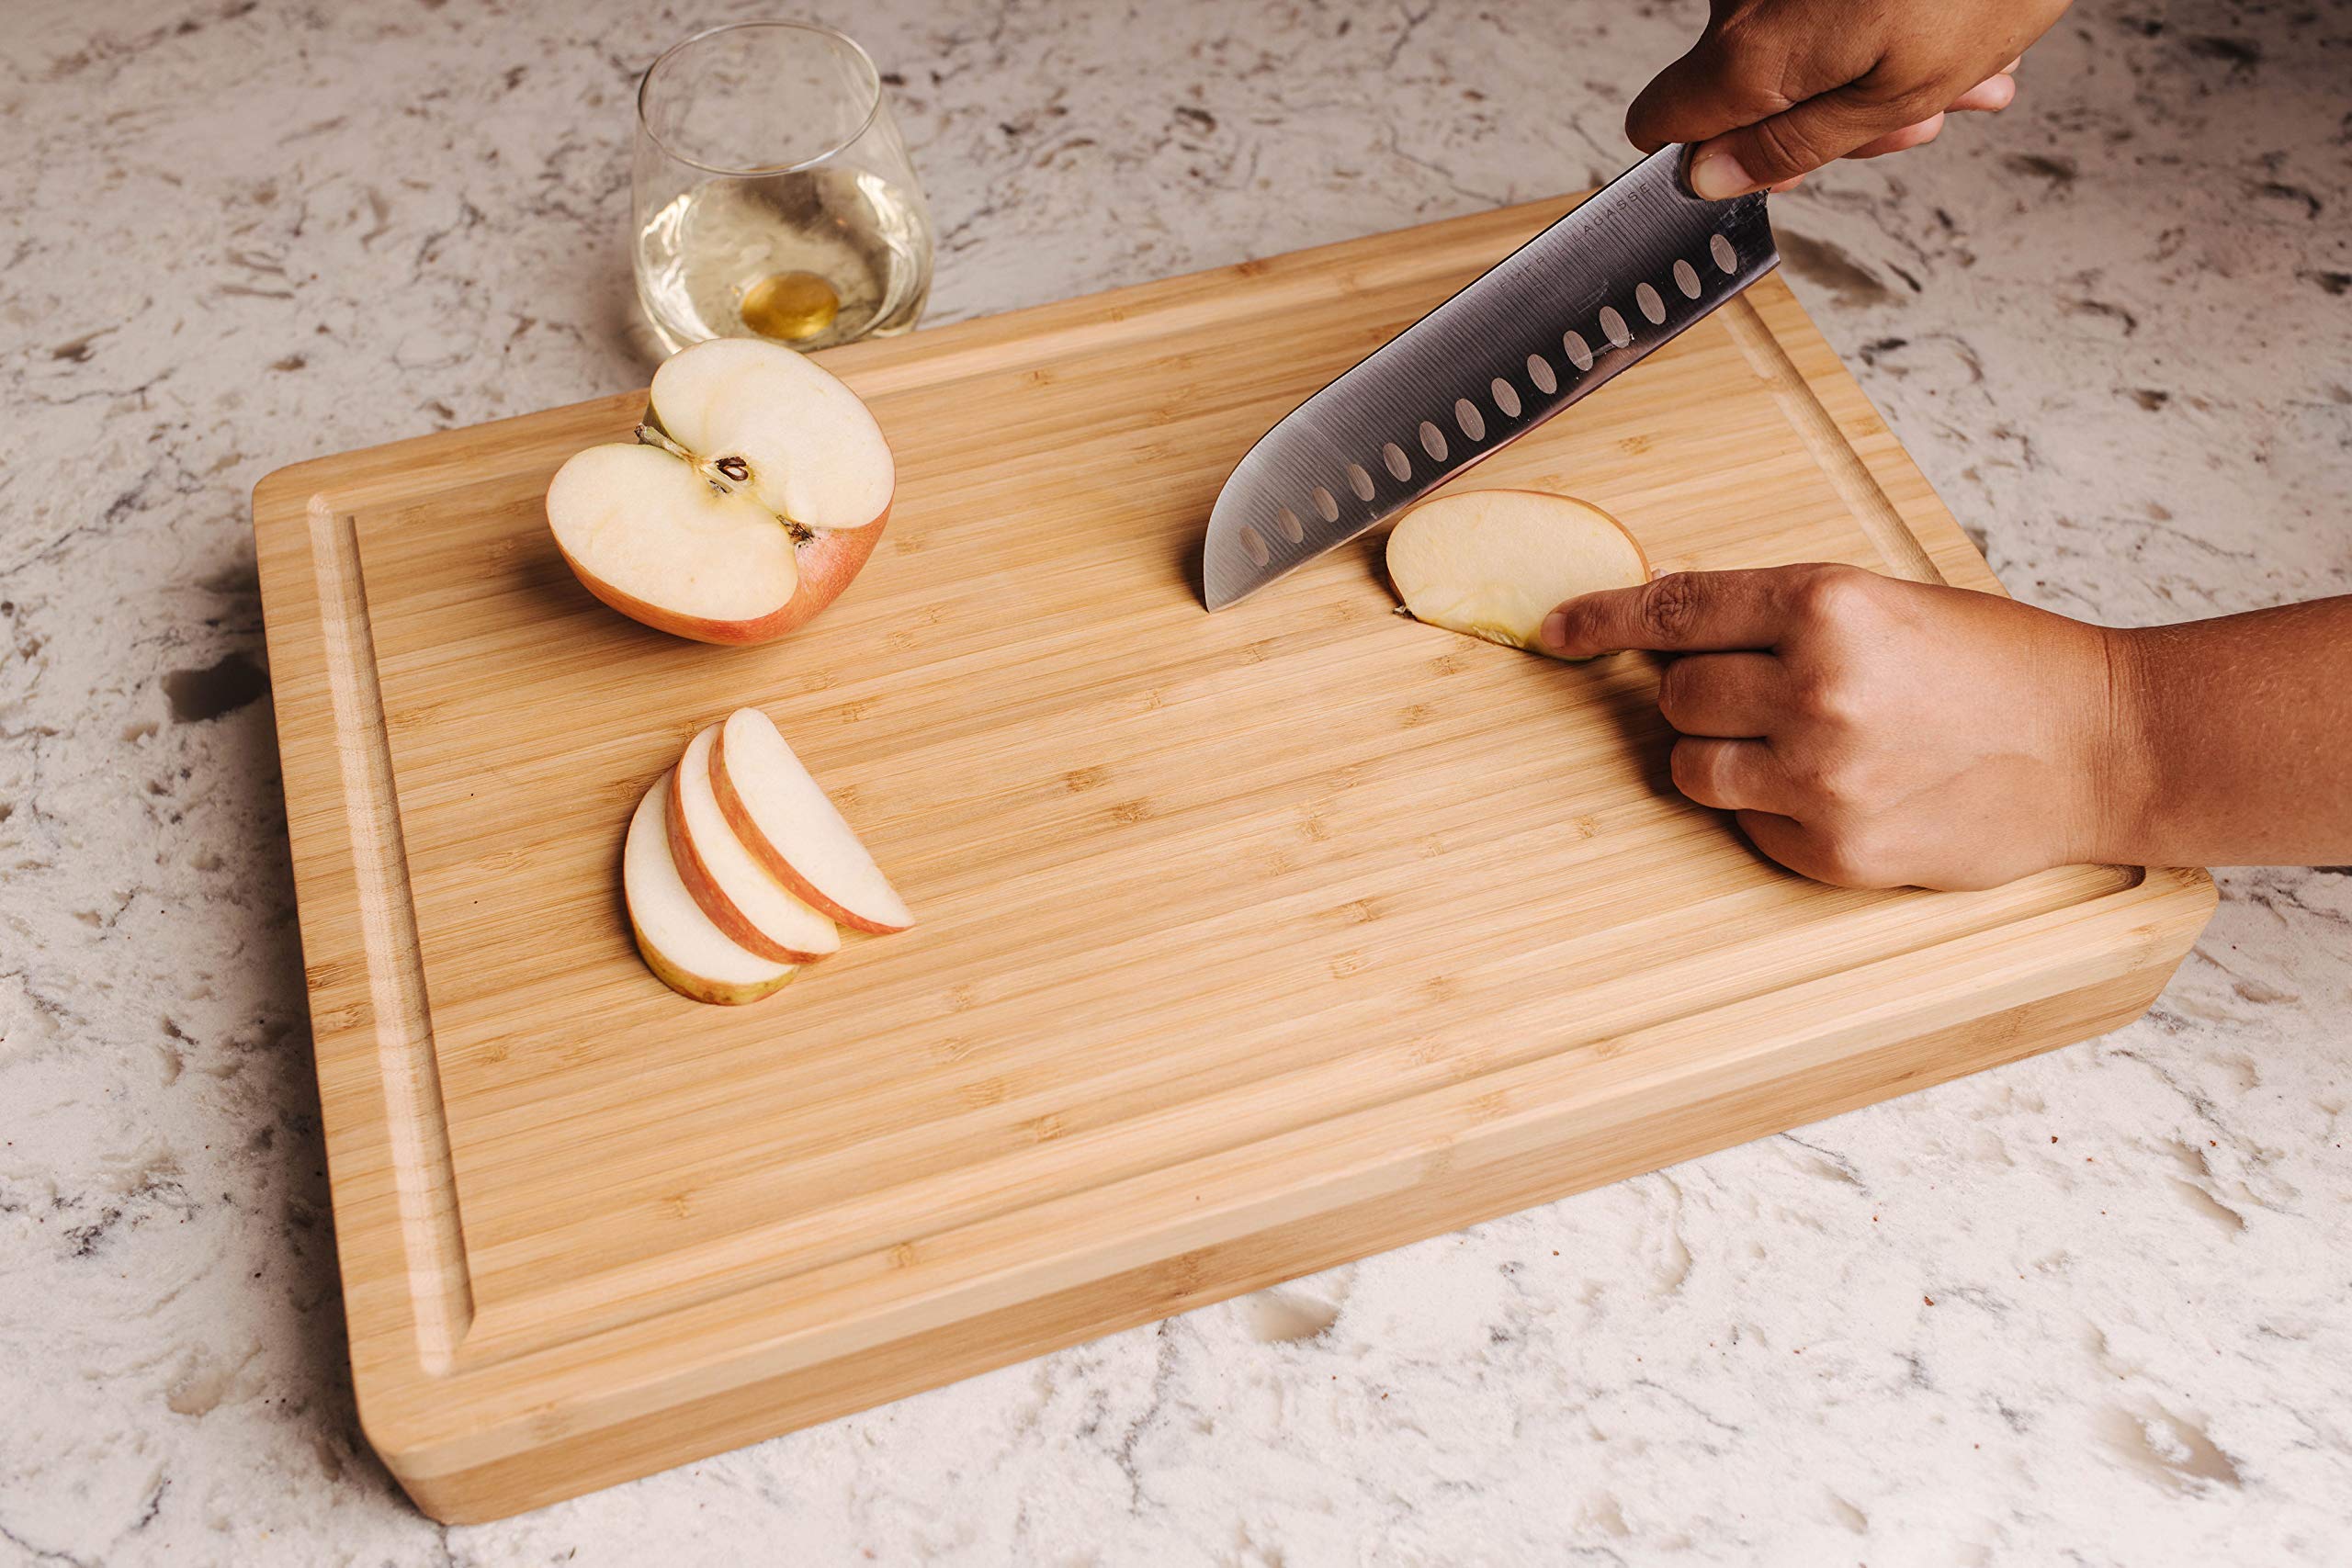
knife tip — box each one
[1199,551,1259,613]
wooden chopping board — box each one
[254,195,2214,1522]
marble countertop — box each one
[4,0,2347,1562]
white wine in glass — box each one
[633,23,933,354]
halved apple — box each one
[546,337,894,645]
[710,707,914,935]
[625,773,797,1005]
[667,724,842,964]
[1385,489,1650,659]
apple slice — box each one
[625,773,797,1005]
[546,337,894,645]
[710,707,914,935]
[668,724,841,964]
[1385,489,1651,659]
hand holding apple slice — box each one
[710,706,914,934]
[1385,490,1650,659]
[625,773,797,1006]
[547,338,895,645]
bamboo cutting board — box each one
[254,196,2214,1522]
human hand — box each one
[1628,0,2070,198]
[1541,564,2130,889]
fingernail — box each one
[1688,147,1756,201]
[1540,610,1568,650]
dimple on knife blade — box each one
[1200,143,1779,612]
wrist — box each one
[2083,624,2164,865]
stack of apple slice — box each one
[623,707,912,1005]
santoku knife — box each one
[1202,143,1779,610]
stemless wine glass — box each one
[632,21,934,353]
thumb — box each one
[1685,83,1944,198]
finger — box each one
[1945,73,2017,113]
[1732,809,1839,881]
[1542,569,1800,659]
[1847,113,1945,161]
[1657,652,1788,738]
[1687,81,1953,197]
[1670,739,1796,814]
[1624,34,1767,153]
[1626,19,1876,152]
[1733,809,1889,886]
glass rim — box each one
[636,20,885,178]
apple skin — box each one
[662,768,837,963]
[707,721,910,935]
[623,771,800,1004]
[554,502,890,647]
[630,916,798,1005]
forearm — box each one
[2099,596,2352,866]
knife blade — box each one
[1202,144,1779,610]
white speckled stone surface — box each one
[3,1,2347,1562]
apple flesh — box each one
[1385,489,1651,659]
[668,724,842,964]
[547,337,894,645]
[624,773,797,1005]
[710,706,914,935]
